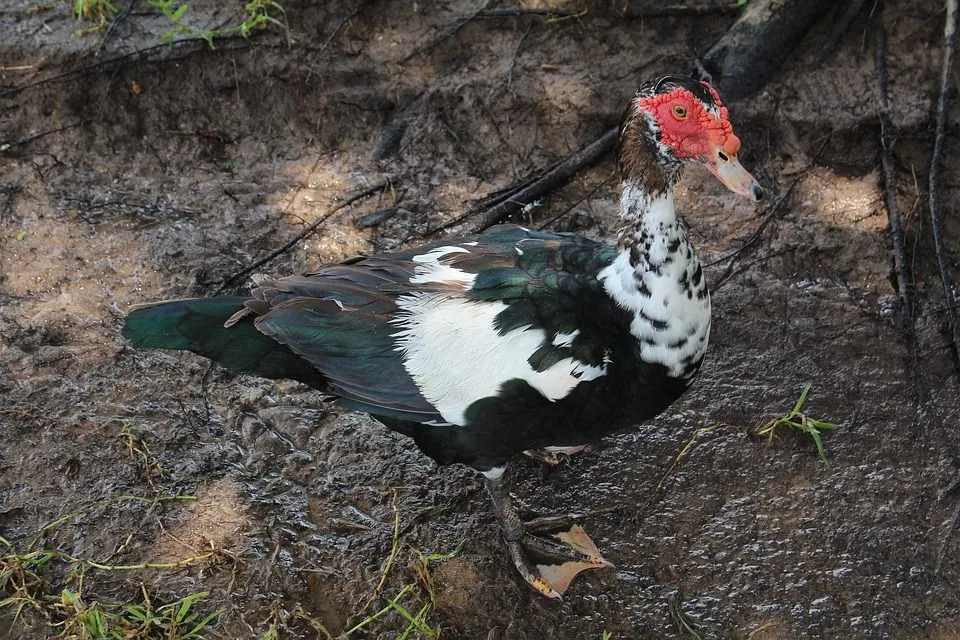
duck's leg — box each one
[483,466,612,599]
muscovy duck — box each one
[123,76,762,599]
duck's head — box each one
[619,75,763,202]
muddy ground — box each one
[3,1,960,638]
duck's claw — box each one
[485,470,613,598]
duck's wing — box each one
[248,225,620,421]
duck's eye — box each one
[672,104,688,120]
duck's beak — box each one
[705,148,764,202]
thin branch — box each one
[96,0,138,56]
[536,175,613,230]
[215,178,389,292]
[474,128,619,232]
[620,2,743,18]
[2,37,249,99]
[875,12,912,321]
[320,2,364,51]
[928,0,960,369]
[818,0,867,62]
[0,121,88,153]
[476,8,578,19]
[402,0,494,62]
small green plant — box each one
[71,0,289,46]
[336,492,460,639]
[147,0,201,44]
[72,0,118,27]
[754,384,838,463]
[53,587,220,639]
[119,422,165,487]
[0,493,224,639]
[236,0,287,38]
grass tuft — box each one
[337,490,461,639]
[72,0,118,29]
[70,0,290,45]
[0,492,227,639]
[754,383,838,463]
[119,422,164,487]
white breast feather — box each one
[391,295,607,425]
[598,192,711,377]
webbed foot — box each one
[484,470,612,598]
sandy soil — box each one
[2,1,960,638]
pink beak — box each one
[705,150,764,202]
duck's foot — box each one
[485,470,612,599]
[522,445,592,467]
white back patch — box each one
[391,295,607,425]
[410,246,475,287]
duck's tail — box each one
[123,298,325,387]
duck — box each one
[123,75,763,599]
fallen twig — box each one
[875,12,912,322]
[473,128,618,232]
[818,0,867,62]
[402,0,494,62]
[96,0,137,55]
[320,2,365,51]
[476,8,578,19]
[0,121,88,153]
[216,178,389,292]
[619,2,742,18]
[2,38,249,99]
[936,498,960,575]
[927,0,960,369]
[536,175,613,230]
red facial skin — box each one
[635,84,741,160]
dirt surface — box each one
[3,1,960,638]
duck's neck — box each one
[616,180,680,265]
[598,178,711,380]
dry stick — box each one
[320,2,364,51]
[474,128,619,232]
[215,178,388,292]
[928,0,960,369]
[702,0,834,101]
[818,0,867,63]
[2,37,249,99]
[619,2,743,18]
[476,8,578,18]
[96,0,138,56]
[536,174,613,230]
[402,0,494,63]
[0,121,88,152]
[875,15,912,321]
